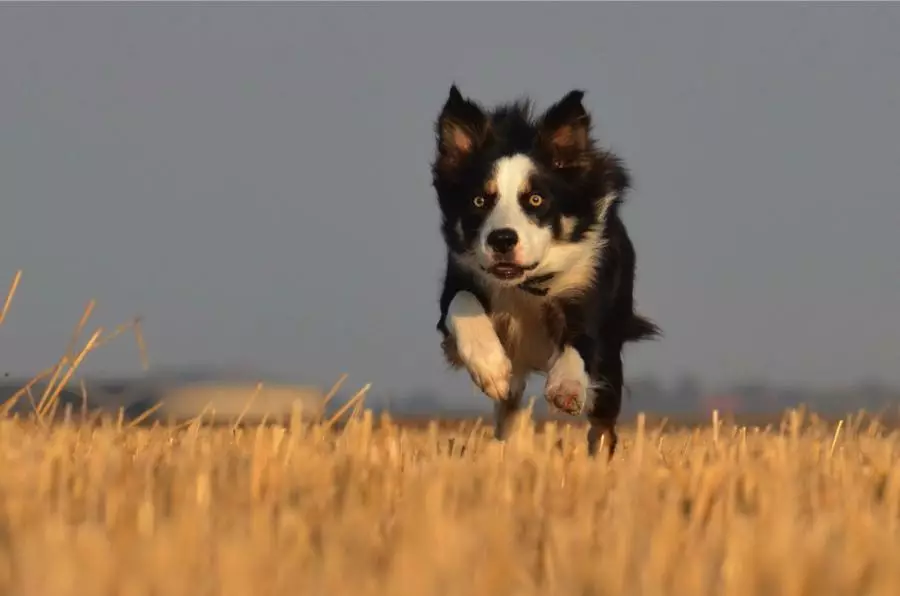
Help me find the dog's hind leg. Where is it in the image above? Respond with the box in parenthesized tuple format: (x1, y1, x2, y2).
(587, 416, 618, 460)
(493, 374, 527, 441)
(586, 353, 624, 460)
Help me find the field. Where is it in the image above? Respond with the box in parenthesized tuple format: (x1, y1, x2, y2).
(4, 274, 900, 595)
(3, 409, 900, 596)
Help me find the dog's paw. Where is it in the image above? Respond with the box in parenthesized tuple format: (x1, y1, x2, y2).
(446, 291, 512, 401)
(545, 378, 587, 416)
(458, 334, 513, 401)
(544, 347, 589, 416)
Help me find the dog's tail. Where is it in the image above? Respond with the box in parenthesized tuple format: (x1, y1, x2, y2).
(625, 312, 661, 343)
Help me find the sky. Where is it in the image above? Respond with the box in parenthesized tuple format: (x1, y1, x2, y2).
(1, 3, 899, 402)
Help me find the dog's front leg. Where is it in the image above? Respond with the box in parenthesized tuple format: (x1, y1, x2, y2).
(493, 375, 527, 440)
(544, 342, 622, 458)
(544, 344, 590, 417)
(445, 291, 512, 401)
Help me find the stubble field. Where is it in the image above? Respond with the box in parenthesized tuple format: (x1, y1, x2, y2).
(4, 272, 900, 595)
(3, 408, 900, 596)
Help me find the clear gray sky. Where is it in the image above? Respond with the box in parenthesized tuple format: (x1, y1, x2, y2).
(2, 4, 899, 400)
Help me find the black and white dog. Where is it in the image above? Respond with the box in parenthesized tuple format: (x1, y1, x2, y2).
(431, 85, 659, 457)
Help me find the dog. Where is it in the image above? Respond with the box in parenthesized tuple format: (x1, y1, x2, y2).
(431, 85, 660, 458)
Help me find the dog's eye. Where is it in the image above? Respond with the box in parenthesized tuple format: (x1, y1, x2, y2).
(528, 194, 544, 207)
(473, 196, 485, 208)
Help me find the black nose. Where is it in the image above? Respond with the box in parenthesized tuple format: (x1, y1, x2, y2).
(486, 228, 519, 253)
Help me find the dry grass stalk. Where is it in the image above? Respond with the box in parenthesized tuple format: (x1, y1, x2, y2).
(79, 378, 89, 421)
(34, 299, 96, 416)
(0, 366, 53, 417)
(133, 315, 150, 371)
(62, 299, 96, 362)
(232, 381, 265, 431)
(180, 401, 215, 430)
(324, 382, 371, 429)
(37, 327, 103, 419)
(126, 400, 166, 428)
(0, 269, 22, 328)
(93, 315, 144, 351)
(830, 419, 844, 459)
(322, 372, 349, 409)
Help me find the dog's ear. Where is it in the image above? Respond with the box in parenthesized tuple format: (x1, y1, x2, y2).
(434, 85, 489, 176)
(537, 90, 593, 170)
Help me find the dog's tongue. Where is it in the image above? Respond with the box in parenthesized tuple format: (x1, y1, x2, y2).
(491, 264, 522, 279)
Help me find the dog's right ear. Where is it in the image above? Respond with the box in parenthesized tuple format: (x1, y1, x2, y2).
(434, 85, 489, 176)
(537, 90, 593, 171)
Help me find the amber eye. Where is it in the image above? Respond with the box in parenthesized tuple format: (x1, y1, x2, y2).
(473, 196, 485, 208)
(528, 194, 544, 207)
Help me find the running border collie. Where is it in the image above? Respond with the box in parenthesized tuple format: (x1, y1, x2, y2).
(431, 85, 659, 458)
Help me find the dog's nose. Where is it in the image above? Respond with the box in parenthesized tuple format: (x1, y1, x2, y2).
(486, 228, 519, 253)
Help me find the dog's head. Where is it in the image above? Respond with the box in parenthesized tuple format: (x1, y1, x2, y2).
(431, 85, 629, 290)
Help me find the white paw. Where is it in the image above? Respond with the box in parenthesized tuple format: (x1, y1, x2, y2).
(458, 333, 512, 401)
(447, 291, 512, 401)
(545, 346, 589, 416)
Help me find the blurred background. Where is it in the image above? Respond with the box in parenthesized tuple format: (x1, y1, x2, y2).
(2, 3, 899, 420)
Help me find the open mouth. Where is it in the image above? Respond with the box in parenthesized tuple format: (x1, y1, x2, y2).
(484, 262, 538, 281)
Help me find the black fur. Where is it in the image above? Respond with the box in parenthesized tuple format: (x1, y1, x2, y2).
(431, 85, 659, 458)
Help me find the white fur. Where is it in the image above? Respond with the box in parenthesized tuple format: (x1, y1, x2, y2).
(544, 345, 590, 415)
(476, 154, 552, 279)
(532, 235, 599, 297)
(446, 291, 512, 401)
(531, 192, 618, 298)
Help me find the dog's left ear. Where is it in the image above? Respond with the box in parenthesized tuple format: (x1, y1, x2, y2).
(537, 90, 593, 170)
(434, 85, 490, 177)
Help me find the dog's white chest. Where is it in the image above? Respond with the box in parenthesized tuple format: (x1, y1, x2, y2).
(489, 289, 557, 374)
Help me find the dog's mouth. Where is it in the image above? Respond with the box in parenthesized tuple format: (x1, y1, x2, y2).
(483, 262, 538, 281)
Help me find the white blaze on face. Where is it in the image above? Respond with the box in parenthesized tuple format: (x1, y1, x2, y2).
(478, 154, 553, 270)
